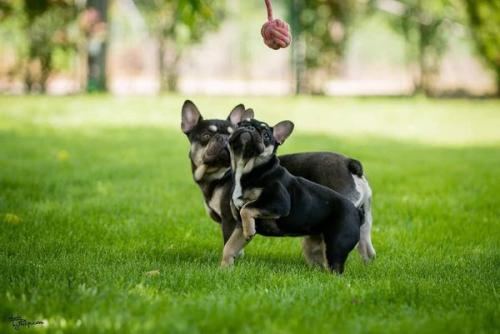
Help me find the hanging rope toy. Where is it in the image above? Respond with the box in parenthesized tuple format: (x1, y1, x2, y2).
(261, 0, 292, 50)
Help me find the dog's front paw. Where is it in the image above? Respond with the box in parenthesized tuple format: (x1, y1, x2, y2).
(243, 232, 255, 241)
(221, 256, 235, 268)
(358, 241, 376, 263)
(236, 249, 245, 259)
(242, 226, 256, 241)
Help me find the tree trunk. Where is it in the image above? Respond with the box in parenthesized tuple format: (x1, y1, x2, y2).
(158, 37, 166, 91)
(495, 68, 500, 98)
(415, 21, 425, 95)
(165, 64, 179, 92)
(158, 37, 180, 92)
(24, 63, 33, 93)
(86, 0, 107, 92)
(40, 53, 52, 93)
(290, 0, 305, 94)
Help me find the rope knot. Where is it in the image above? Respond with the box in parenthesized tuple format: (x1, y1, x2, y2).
(261, 0, 291, 50)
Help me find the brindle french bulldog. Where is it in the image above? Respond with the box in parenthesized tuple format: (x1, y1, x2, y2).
(226, 118, 363, 273)
(181, 100, 375, 267)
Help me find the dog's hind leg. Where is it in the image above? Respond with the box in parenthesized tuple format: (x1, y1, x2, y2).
(323, 220, 360, 274)
(358, 196, 376, 262)
(302, 235, 326, 268)
(353, 176, 376, 262)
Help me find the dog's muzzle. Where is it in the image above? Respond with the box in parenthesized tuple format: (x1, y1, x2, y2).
(203, 135, 229, 163)
(230, 128, 265, 154)
(239, 132, 252, 145)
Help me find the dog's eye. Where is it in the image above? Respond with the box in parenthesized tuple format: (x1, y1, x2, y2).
(263, 131, 272, 141)
(202, 133, 211, 141)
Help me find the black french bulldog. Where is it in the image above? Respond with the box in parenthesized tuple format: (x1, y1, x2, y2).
(227, 119, 362, 273)
(181, 100, 375, 267)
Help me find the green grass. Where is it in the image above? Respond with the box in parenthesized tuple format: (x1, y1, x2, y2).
(0, 95, 499, 333)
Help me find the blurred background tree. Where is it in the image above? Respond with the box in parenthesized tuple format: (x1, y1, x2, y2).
(289, 0, 365, 94)
(82, 0, 108, 92)
(464, 0, 500, 96)
(1, 0, 80, 93)
(0, 0, 13, 20)
(133, 0, 224, 92)
(0, 0, 497, 96)
(375, 0, 465, 96)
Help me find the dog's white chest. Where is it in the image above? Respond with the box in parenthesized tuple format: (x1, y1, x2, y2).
(232, 168, 263, 210)
(232, 167, 244, 208)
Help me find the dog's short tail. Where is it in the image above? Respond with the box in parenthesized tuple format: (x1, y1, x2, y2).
(347, 158, 363, 177)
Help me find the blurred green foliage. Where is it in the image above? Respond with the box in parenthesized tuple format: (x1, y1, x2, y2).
(133, 0, 225, 91)
(287, 0, 498, 96)
(0, 0, 498, 95)
(289, 0, 365, 93)
(378, 0, 466, 95)
(464, 0, 500, 96)
(1, 0, 79, 92)
(0, 0, 13, 20)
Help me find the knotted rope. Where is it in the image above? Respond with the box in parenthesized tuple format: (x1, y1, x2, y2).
(261, 0, 291, 50)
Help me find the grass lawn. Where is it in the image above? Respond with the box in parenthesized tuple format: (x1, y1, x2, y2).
(0, 95, 499, 333)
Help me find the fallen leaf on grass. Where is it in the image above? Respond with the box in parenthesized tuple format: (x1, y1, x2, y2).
(4, 213, 21, 225)
(57, 150, 69, 162)
(145, 270, 160, 277)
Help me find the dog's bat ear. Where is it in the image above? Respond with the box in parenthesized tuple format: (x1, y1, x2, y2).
(243, 108, 254, 120)
(273, 121, 294, 145)
(181, 100, 202, 134)
(227, 104, 246, 125)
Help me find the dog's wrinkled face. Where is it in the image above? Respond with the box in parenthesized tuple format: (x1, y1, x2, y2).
(181, 100, 254, 182)
(229, 118, 294, 170)
(188, 119, 233, 167)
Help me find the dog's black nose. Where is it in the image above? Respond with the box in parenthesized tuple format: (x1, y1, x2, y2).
(240, 132, 252, 144)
